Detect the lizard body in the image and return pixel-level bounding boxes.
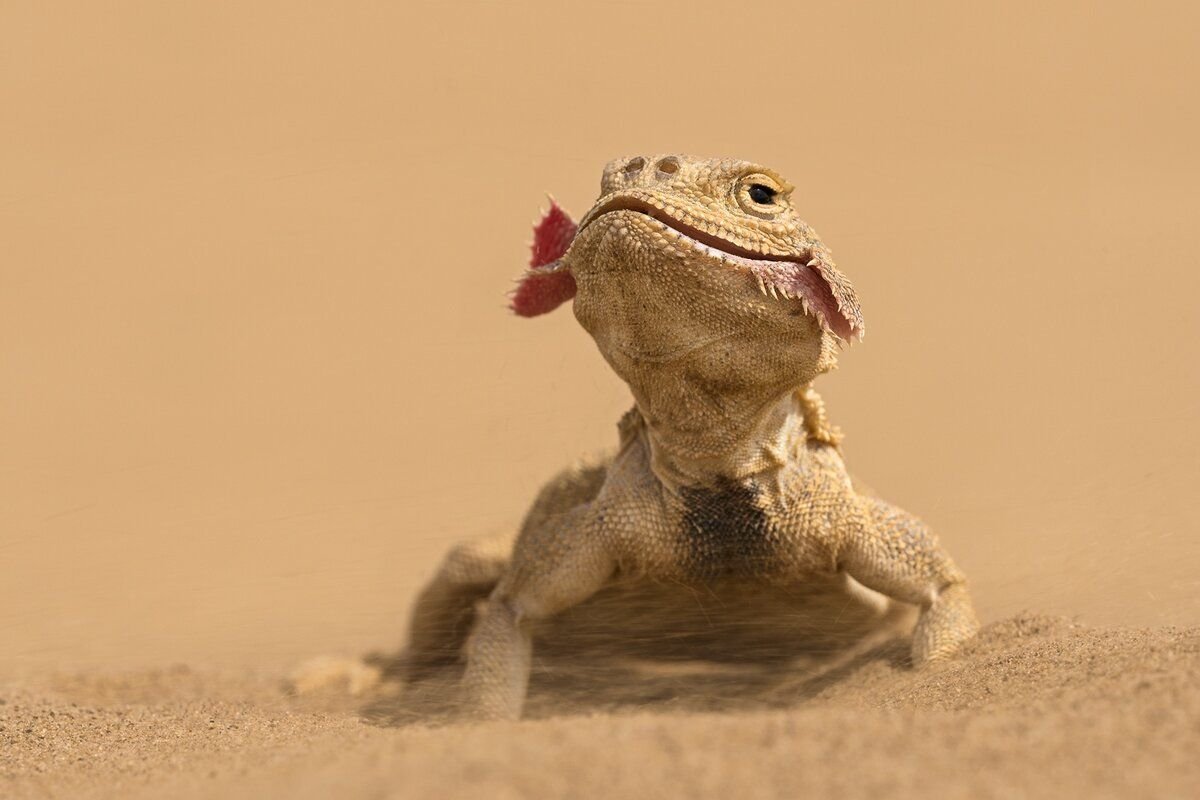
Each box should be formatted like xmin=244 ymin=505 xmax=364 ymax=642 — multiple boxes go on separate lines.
xmin=385 ymin=155 xmax=977 ymax=719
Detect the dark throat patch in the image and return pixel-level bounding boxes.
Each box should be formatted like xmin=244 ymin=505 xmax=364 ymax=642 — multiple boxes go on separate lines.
xmin=678 ymin=477 xmax=776 ymax=579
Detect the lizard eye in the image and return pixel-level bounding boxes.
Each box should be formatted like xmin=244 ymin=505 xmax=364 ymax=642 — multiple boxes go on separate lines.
xmin=737 ymin=174 xmax=789 ymax=216
xmin=748 ymin=184 xmax=777 ymax=205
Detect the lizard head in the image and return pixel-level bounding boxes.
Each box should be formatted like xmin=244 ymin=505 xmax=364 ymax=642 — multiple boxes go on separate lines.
xmin=511 ymin=154 xmax=864 ymax=394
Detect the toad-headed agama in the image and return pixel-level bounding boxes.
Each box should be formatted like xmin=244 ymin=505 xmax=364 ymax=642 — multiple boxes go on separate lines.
xmin=296 ymin=155 xmax=979 ymax=720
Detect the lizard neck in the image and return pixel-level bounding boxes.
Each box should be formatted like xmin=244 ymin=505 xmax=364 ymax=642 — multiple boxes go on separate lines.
xmin=627 ymin=380 xmax=812 ymax=492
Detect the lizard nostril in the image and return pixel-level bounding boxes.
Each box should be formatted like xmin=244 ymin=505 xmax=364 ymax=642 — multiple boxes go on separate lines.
xmin=656 ymin=157 xmax=680 ymax=175
xmin=623 ymin=157 xmax=645 ymax=176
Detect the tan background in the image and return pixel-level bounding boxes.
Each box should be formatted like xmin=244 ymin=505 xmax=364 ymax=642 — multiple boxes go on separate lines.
xmin=3 ymin=1 xmax=1197 ymax=674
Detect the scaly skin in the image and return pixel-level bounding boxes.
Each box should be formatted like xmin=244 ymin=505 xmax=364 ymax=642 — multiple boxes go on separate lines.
xmin=358 ymin=155 xmax=978 ymax=719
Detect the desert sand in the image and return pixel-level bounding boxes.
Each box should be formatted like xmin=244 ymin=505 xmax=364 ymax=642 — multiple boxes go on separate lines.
xmin=3 ymin=2 xmax=1198 ymax=798
xmin=5 ymin=616 xmax=1199 ymax=799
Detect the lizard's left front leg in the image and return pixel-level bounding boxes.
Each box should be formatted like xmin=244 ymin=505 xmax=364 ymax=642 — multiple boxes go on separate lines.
xmin=838 ymin=497 xmax=979 ymax=665
xmin=461 ymin=504 xmax=615 ymax=720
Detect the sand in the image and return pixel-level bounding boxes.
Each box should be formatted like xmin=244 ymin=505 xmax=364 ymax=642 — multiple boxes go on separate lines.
xmin=5 ymin=616 xmax=1199 ymax=799
xmin=4 ymin=2 xmax=1199 ymax=798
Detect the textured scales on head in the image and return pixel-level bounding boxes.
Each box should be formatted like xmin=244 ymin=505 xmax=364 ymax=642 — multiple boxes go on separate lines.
xmin=511 ymin=155 xmax=864 ymax=343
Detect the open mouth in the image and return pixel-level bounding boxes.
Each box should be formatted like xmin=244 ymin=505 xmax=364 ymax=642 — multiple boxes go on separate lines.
xmin=577 ymin=196 xmax=861 ymax=341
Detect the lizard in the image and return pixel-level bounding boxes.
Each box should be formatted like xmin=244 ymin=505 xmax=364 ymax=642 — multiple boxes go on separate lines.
xmin=292 ymin=154 xmax=979 ymax=719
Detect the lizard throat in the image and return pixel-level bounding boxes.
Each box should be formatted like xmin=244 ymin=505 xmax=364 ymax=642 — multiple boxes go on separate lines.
xmin=577 ymin=198 xmax=858 ymax=341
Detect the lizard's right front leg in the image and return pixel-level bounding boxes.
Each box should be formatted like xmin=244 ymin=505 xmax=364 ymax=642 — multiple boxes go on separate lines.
xmin=461 ymin=504 xmax=615 ymax=720
xmin=838 ymin=496 xmax=979 ymax=666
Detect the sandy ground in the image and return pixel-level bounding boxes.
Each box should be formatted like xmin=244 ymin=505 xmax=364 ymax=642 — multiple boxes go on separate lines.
xmin=5 ymin=615 xmax=1199 ymax=799
xmin=4 ymin=2 xmax=1200 ymax=798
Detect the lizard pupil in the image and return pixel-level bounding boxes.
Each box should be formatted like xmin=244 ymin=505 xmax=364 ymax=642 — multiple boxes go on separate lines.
xmin=748 ymin=184 xmax=776 ymax=204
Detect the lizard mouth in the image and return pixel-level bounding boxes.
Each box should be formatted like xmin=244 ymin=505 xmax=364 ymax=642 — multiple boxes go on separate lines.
xmin=576 ymin=197 xmax=861 ymax=341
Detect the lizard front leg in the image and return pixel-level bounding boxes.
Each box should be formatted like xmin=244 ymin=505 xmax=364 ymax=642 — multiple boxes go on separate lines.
xmin=461 ymin=504 xmax=615 ymax=720
xmin=400 ymin=532 xmax=512 ymax=681
xmin=286 ymin=532 xmax=511 ymax=696
xmin=838 ymin=496 xmax=979 ymax=665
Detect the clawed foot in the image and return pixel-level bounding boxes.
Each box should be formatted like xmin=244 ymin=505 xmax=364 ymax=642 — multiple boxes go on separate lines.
xmin=911 ymin=582 xmax=979 ymax=666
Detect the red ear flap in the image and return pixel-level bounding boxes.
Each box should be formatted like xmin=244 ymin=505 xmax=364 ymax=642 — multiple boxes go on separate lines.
xmin=529 ymin=199 xmax=577 ymax=268
xmin=510 ymin=267 xmax=576 ymax=318
xmin=510 ymin=200 xmax=578 ymax=317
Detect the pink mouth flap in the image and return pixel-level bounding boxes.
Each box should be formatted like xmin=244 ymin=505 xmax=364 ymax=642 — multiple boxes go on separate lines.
xmin=511 ymin=200 xmax=578 ymax=317
xmin=748 ymin=260 xmax=860 ymax=341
